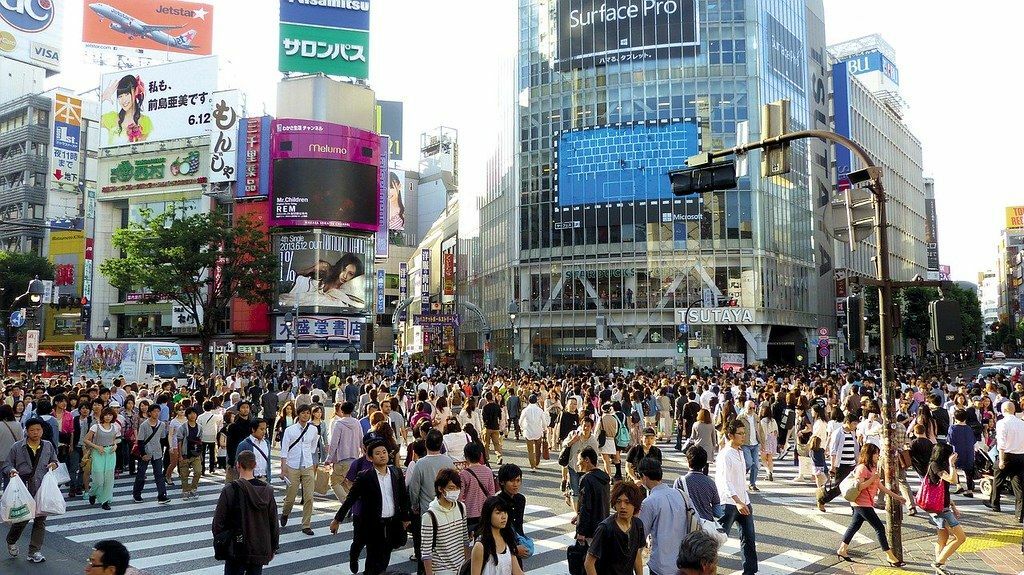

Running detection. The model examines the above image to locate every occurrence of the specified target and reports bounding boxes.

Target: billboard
[99,147,208,196]
[762,14,805,93]
[269,119,381,231]
[832,61,853,192]
[82,0,214,60]
[925,198,940,278]
[98,56,218,148]
[1006,206,1024,230]
[555,119,698,206]
[73,342,140,382]
[274,315,364,342]
[388,168,407,231]
[376,100,403,160]
[276,231,370,313]
[0,0,63,74]
[375,135,389,259]
[556,0,699,71]
[844,50,899,85]
[48,230,85,300]
[279,23,369,79]
[279,0,370,31]
[50,92,83,192]
[236,116,272,199]
[208,90,241,183]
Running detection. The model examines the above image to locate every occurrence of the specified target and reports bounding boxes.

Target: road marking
[730,549,823,575]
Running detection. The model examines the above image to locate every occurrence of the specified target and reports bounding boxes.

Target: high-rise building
[498,0,839,369]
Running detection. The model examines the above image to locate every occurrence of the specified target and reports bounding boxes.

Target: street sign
[818,346,830,358]
[818,336,829,347]
[9,310,25,328]
[818,327,829,337]
[25,330,39,363]
[678,323,689,334]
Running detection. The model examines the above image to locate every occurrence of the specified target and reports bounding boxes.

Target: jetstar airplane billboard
[82,0,214,59]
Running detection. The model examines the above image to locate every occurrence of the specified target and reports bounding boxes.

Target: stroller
[975,443,1005,499]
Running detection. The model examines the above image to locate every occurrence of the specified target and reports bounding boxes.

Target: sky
[45,0,1021,282]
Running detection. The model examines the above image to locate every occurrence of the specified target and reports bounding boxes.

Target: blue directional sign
[678,323,689,334]
[9,310,25,328]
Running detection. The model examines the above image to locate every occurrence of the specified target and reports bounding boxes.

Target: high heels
[887,559,906,568]
[836,553,853,562]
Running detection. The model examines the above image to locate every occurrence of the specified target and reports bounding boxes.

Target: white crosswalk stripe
[36,444,995,575]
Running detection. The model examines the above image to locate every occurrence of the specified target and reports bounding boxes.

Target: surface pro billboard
[269,119,381,231]
[556,0,699,70]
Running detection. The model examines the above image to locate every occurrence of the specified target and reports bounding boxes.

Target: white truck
[72,341,186,388]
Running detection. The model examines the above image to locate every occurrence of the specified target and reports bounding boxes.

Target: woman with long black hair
[925,443,967,575]
[836,443,906,566]
[469,496,524,575]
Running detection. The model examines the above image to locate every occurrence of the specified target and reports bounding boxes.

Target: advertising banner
[276,231,370,312]
[556,0,699,71]
[556,119,698,206]
[269,119,381,230]
[375,269,386,314]
[208,90,241,183]
[376,135,389,259]
[420,249,431,313]
[25,329,39,362]
[376,100,403,160]
[1006,206,1024,230]
[388,168,407,231]
[98,56,218,148]
[237,115,272,198]
[925,198,940,277]
[832,61,853,192]
[0,0,63,74]
[398,262,407,321]
[82,0,214,60]
[279,22,369,79]
[279,0,370,31]
[100,147,208,196]
[274,315,365,342]
[50,92,83,192]
[938,265,951,281]
[49,230,85,300]
[762,14,805,93]
[73,342,139,382]
[442,252,456,297]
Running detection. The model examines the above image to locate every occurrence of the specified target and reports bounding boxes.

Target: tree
[0,252,54,311]
[100,205,277,371]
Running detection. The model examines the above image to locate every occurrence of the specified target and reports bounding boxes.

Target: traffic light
[80,304,91,323]
[846,294,864,351]
[669,160,738,196]
[761,99,791,177]
[676,336,686,354]
[930,299,963,352]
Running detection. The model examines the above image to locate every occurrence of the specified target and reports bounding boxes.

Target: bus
[5,350,72,380]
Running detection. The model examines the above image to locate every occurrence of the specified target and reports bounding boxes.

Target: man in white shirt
[237,419,272,481]
[715,419,757,575]
[988,401,1024,518]
[279,404,320,535]
[519,394,548,471]
[738,400,761,492]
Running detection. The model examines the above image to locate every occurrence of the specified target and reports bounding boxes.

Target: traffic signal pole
[693,128,906,560]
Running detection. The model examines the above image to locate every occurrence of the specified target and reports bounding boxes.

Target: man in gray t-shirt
[133,404,169,503]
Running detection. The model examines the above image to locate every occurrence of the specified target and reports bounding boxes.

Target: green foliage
[0,252,54,310]
[99,204,276,361]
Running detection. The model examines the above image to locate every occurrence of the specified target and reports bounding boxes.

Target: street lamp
[102,318,110,339]
[26,277,45,304]
[283,311,298,372]
[507,301,519,368]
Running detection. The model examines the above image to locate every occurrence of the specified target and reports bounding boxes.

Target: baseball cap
[108,399,121,408]
[643,427,657,437]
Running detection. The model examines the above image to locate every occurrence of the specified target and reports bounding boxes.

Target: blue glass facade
[515,0,824,366]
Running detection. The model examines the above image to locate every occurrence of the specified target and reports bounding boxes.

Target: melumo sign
[1006,206,1024,229]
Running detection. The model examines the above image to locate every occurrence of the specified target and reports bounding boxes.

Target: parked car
[984,350,995,359]
[992,350,1007,360]
[978,365,1010,381]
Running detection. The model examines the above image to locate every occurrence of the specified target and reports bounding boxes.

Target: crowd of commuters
[1,355,1021,575]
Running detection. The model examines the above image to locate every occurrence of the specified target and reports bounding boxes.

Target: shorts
[930,509,960,529]
[599,440,618,456]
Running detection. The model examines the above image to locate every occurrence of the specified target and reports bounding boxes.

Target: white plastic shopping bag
[1,475,35,524]
[35,470,66,516]
[52,463,71,486]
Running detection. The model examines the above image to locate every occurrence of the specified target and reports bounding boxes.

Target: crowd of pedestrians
[0,355,1021,575]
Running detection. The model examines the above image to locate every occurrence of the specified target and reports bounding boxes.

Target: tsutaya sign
[676,307,755,325]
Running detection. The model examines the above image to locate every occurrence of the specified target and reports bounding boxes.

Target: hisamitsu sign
[676,307,755,325]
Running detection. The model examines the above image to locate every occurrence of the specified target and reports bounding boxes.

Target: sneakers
[748,484,760,492]
[133,496,144,503]
[7,544,17,558]
[101,502,111,511]
[302,527,314,536]
[158,497,171,505]
[26,552,45,563]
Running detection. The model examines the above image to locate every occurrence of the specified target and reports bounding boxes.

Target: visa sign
[0,0,54,32]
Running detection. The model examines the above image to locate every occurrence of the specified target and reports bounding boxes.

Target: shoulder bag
[132,422,161,460]
[213,481,246,560]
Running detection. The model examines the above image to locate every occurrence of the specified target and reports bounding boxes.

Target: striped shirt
[420,500,468,572]
[839,431,857,465]
[459,464,496,519]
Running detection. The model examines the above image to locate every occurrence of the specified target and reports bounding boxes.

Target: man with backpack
[212,450,280,575]
[573,446,609,545]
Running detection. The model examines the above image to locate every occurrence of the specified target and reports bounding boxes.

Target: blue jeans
[741,444,760,486]
[133,457,167,499]
[720,503,757,574]
[568,468,581,497]
[843,506,889,550]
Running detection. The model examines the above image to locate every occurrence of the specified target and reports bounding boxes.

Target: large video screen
[556,119,699,206]
[276,231,369,313]
[556,0,699,70]
[272,158,378,230]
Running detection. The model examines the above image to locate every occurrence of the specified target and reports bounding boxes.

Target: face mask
[444,490,461,503]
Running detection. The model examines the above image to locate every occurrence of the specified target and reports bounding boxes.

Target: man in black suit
[330,440,411,575]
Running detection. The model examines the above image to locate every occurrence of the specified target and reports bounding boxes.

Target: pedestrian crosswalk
[37,443,1004,575]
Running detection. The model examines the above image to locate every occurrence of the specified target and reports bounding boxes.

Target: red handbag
[915,476,945,513]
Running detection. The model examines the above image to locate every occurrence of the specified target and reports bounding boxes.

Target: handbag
[516,532,535,557]
[567,541,588,575]
[677,479,728,545]
[314,465,331,495]
[558,443,573,467]
[542,439,550,460]
[915,475,946,513]
[839,472,863,503]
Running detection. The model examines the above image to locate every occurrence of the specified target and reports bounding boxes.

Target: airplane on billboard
[88,3,200,51]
